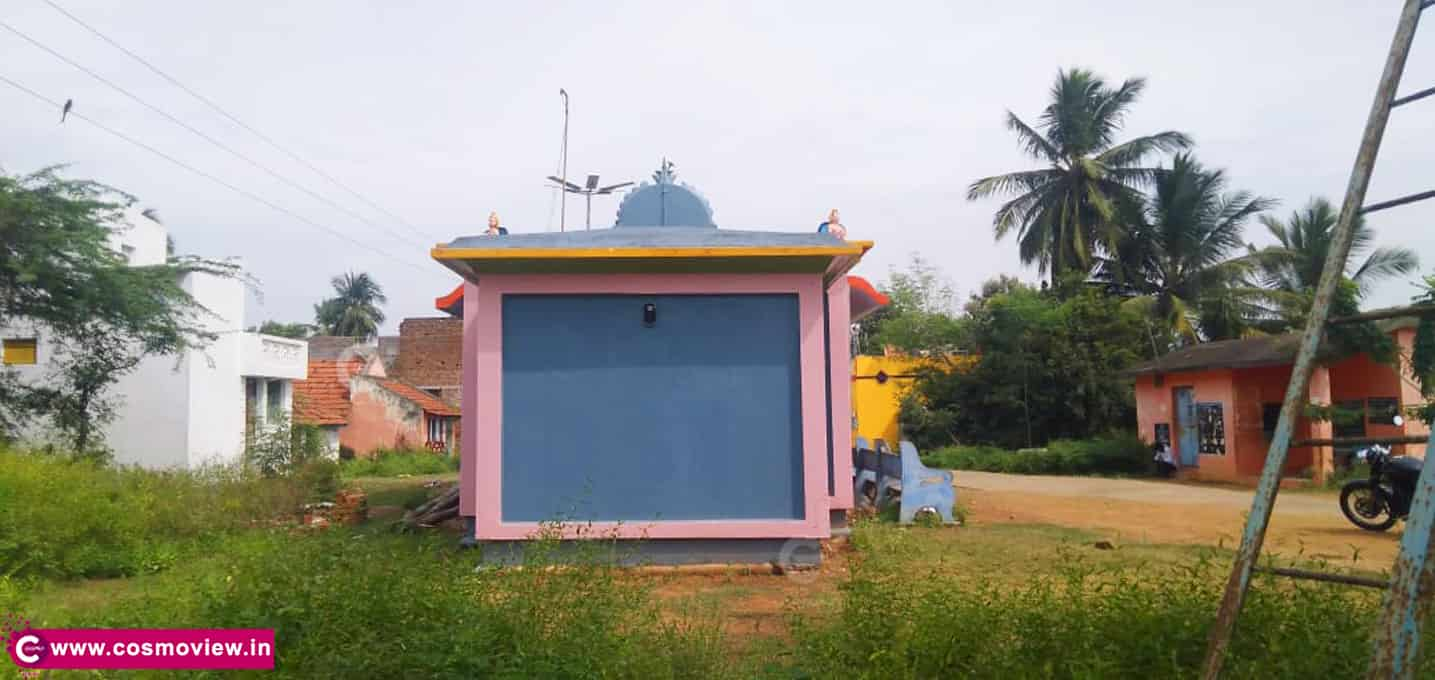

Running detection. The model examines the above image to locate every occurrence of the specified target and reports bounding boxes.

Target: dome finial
[614,159,715,228]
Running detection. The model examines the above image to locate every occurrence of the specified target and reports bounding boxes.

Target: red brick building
[392,317,463,405]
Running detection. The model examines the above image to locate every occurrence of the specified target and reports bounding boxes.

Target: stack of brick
[332,488,369,525]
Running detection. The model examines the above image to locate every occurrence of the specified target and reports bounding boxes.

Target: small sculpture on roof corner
[818,208,847,240]
[484,211,508,236]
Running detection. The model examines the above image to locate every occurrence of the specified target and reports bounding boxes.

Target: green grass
[355,473,457,508]
[0,448,313,580]
[18,528,727,679]
[6,452,1430,678]
[766,524,1404,678]
[923,435,1152,477]
[339,449,459,478]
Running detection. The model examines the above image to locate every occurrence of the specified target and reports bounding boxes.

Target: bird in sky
[60,98,72,123]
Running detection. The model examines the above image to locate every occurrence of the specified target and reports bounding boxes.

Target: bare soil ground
[956,471,1400,568]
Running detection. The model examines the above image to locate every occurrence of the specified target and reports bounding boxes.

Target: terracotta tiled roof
[292,358,364,425]
[378,379,460,417]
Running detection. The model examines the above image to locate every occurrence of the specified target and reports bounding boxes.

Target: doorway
[1174,387,1198,467]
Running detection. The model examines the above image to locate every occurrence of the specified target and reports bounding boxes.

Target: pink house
[1128,318,1429,485]
[292,348,461,457]
[430,167,872,564]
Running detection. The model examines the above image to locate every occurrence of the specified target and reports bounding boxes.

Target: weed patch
[0,449,311,580]
[923,435,1151,476]
[340,449,459,478]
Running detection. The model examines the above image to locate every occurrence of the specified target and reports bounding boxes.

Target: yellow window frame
[2,338,37,365]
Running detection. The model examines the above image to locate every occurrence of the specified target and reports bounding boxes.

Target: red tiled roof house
[292,351,461,457]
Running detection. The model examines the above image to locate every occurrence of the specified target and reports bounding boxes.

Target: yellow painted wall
[851,354,976,447]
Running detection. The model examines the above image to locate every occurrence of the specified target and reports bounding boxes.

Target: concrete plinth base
[475,538,823,567]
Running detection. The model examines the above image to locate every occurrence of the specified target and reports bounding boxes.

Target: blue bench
[852,438,956,524]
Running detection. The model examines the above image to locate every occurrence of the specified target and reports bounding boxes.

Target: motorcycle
[1339,415,1420,532]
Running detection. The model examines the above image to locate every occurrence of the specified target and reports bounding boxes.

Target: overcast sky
[3,1,1432,333]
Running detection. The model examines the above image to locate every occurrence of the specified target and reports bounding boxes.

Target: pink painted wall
[1131,328,1435,485]
[1229,365,1319,479]
[460,281,479,517]
[826,276,855,511]
[466,272,833,541]
[340,377,424,457]
[1396,328,1431,456]
[1136,370,1239,482]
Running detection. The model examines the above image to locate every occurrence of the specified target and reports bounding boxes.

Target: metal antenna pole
[559,88,569,233]
[1201,2,1425,676]
[585,192,592,230]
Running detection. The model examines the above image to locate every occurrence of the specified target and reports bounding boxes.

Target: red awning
[847,275,889,322]
[436,283,464,317]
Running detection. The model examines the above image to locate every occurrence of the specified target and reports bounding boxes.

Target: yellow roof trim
[431,241,873,262]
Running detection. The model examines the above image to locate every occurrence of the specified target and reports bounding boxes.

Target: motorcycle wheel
[1340,481,1397,532]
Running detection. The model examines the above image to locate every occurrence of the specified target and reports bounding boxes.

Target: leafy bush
[245,415,328,477]
[776,524,1403,679]
[898,285,1145,451]
[295,458,342,502]
[340,448,459,478]
[35,529,727,679]
[922,435,1151,476]
[0,448,308,580]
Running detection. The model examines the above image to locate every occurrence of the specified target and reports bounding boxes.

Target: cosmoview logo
[3,613,43,678]
[13,632,46,664]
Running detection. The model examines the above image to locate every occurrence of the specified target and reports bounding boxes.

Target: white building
[0,208,307,469]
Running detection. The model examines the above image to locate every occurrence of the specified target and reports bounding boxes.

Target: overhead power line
[0,18,431,251]
[40,0,441,246]
[0,71,442,277]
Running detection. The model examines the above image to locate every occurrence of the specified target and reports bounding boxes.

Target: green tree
[1252,197,1419,321]
[0,167,236,454]
[314,272,387,338]
[252,320,316,339]
[1097,154,1275,341]
[967,69,1192,281]
[858,255,968,356]
[901,285,1148,449]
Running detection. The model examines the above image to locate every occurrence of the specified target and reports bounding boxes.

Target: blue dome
[614,160,715,228]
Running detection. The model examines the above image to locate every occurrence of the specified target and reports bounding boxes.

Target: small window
[2,338,37,365]
[266,380,284,422]
[1197,402,1226,455]
[1334,399,1366,438]
[1367,397,1400,425]
[428,416,445,444]
[1262,403,1283,436]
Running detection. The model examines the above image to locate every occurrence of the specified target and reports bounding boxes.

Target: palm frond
[1353,246,1420,293]
[1089,77,1147,149]
[1095,131,1192,168]
[966,169,1059,201]
[1003,112,1062,163]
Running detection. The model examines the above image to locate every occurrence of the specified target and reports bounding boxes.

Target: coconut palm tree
[967,68,1192,282]
[1096,154,1275,341]
[314,271,387,338]
[1251,198,1419,323]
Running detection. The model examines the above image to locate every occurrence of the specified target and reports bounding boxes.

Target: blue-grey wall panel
[501,294,805,522]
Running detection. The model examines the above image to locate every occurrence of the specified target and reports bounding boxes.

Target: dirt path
[956,471,1400,568]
